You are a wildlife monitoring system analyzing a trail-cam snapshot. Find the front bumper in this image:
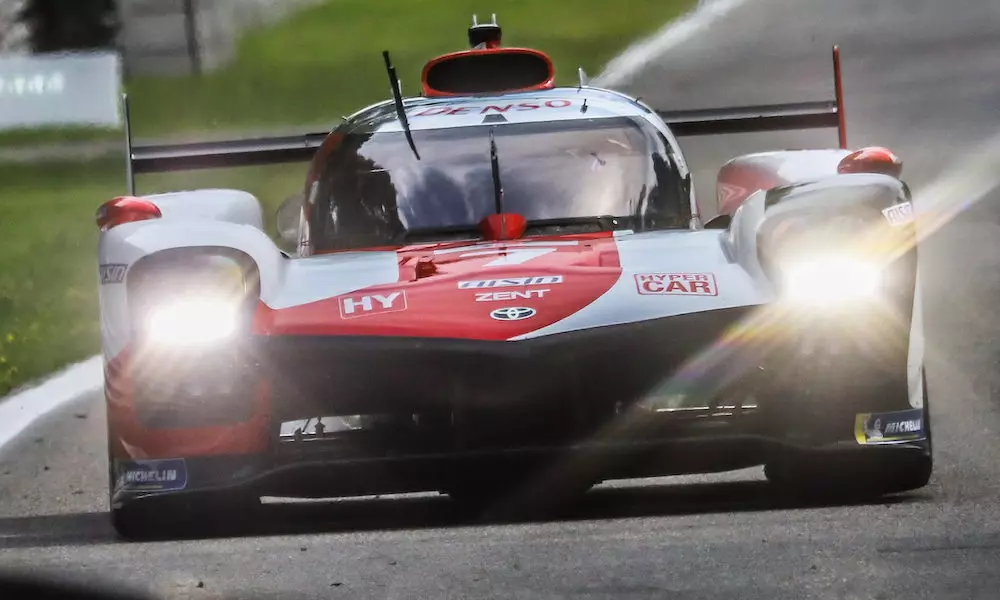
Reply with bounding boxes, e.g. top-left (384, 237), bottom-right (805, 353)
top-left (111, 305), bottom-right (924, 504)
top-left (110, 429), bottom-right (930, 506)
